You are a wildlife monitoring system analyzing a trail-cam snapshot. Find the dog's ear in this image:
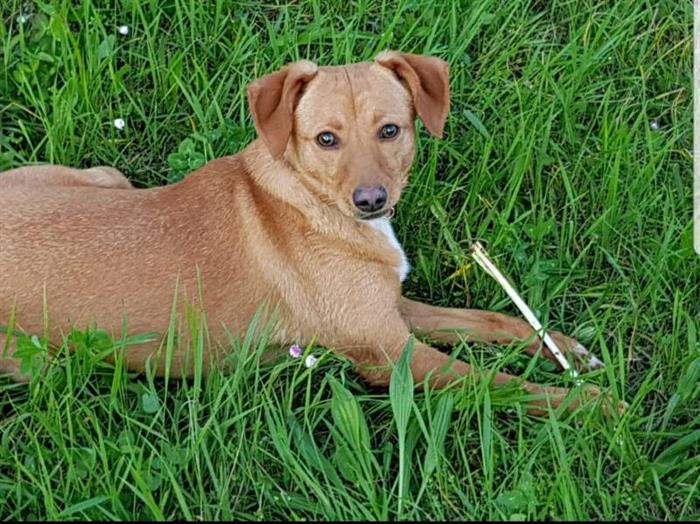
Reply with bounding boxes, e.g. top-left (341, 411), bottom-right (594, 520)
top-left (374, 51), bottom-right (450, 138)
top-left (246, 60), bottom-right (319, 159)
